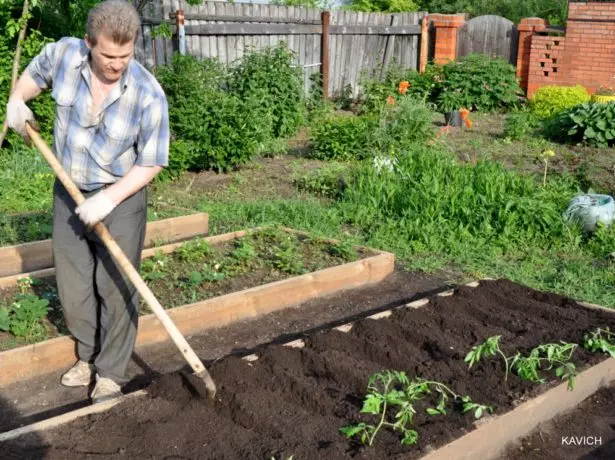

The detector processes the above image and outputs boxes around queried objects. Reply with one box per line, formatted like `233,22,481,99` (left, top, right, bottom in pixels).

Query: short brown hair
87,0,141,46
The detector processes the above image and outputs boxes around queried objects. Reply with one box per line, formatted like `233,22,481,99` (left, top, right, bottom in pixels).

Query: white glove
75,191,117,227
6,98,36,138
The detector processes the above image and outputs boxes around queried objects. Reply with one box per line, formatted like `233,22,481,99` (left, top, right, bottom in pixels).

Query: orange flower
386,96,395,105
460,108,470,121
465,118,473,129
398,81,410,95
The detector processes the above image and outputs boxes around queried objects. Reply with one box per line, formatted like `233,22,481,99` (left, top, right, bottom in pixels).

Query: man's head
85,1,141,83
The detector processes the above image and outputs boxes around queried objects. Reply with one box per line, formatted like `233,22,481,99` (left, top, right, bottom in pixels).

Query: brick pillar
517,18,548,93
430,14,465,65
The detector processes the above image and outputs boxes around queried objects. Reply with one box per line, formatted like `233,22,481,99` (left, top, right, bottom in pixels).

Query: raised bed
0,212,210,283
1,279,614,459
0,227,394,385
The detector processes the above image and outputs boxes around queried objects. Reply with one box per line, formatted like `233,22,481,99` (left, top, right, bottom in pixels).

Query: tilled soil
4,279,615,460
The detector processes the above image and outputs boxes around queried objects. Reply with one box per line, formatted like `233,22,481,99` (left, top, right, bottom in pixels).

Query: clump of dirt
4,279,615,459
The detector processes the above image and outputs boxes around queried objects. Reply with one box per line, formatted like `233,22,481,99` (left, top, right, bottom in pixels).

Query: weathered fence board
135,1,423,97
457,15,518,64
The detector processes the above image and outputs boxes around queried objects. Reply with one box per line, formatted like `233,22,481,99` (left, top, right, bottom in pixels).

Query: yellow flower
542,149,556,158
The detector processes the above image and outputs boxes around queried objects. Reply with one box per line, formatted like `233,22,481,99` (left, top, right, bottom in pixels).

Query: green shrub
310,114,377,161
548,102,615,148
375,96,435,150
503,109,541,141
293,163,349,199
157,54,272,173
156,139,200,182
435,54,523,112
530,85,590,119
229,43,304,139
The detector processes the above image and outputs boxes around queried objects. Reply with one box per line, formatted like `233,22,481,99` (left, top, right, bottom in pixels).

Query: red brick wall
525,2,615,97
527,36,567,97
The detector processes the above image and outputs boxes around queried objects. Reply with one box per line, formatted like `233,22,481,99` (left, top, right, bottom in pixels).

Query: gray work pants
52,180,147,384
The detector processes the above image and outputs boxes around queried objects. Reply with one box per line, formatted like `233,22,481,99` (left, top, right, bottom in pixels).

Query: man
6,0,169,403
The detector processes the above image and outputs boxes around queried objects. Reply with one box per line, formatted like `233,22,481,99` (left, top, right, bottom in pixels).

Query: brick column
430,14,465,65
516,18,548,93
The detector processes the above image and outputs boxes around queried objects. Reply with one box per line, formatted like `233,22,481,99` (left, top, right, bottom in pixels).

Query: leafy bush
503,109,541,141
157,54,272,173
375,96,435,150
530,85,590,119
156,139,200,182
229,42,304,139
310,114,377,161
435,54,523,112
547,102,615,148
293,163,349,199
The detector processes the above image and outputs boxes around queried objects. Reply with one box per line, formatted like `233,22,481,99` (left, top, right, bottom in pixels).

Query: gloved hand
75,191,117,227
6,98,37,138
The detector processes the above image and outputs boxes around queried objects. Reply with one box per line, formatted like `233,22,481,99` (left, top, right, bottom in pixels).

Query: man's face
86,32,134,83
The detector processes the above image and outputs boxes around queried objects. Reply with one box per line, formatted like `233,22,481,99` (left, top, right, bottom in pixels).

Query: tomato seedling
465,336,578,390
340,370,491,447
583,327,615,358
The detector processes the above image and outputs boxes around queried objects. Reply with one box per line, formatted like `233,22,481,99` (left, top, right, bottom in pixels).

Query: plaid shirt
27,37,169,191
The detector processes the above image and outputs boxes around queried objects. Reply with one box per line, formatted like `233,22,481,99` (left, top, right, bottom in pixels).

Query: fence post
516,18,548,95
419,14,429,73
430,14,465,65
177,9,186,56
321,11,331,100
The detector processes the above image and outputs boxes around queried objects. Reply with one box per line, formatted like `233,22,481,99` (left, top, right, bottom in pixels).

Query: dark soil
4,279,615,459
501,383,615,460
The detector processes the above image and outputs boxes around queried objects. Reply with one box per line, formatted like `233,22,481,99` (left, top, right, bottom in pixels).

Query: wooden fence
134,1,425,97
457,15,518,65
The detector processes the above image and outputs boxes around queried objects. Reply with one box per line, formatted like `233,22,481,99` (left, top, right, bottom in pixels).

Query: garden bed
2,279,614,459
0,227,393,385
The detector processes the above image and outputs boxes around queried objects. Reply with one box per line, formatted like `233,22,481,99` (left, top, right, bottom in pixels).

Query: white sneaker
91,376,122,404
60,360,94,387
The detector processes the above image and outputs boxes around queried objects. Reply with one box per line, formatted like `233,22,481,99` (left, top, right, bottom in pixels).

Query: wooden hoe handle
25,123,216,398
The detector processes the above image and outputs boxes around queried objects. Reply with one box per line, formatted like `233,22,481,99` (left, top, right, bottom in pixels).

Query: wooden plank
162,0,174,63
242,2,253,57
0,214,210,278
214,2,227,66
152,0,165,66
179,13,321,25
224,2,237,65
333,11,345,97
328,10,337,97
303,8,313,95
309,8,321,96
287,6,296,65
234,2,245,62
183,22,422,37
206,1,216,59
186,1,199,58
361,13,378,81
298,6,307,86
344,11,360,95
142,1,155,69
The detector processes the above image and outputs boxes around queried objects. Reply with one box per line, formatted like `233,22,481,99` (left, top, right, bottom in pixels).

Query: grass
1,112,614,309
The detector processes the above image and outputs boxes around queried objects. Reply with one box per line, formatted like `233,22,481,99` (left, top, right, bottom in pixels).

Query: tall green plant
229,43,304,139
156,54,273,173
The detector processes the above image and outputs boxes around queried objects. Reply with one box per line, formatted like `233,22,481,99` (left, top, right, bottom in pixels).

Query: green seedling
340,370,491,447
272,245,304,274
231,239,257,266
583,328,615,358
327,240,358,262
465,337,578,390
17,276,34,294
140,250,169,282
8,294,49,340
175,238,211,263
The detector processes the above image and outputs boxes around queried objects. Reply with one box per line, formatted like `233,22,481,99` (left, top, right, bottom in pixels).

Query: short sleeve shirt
26,37,169,191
